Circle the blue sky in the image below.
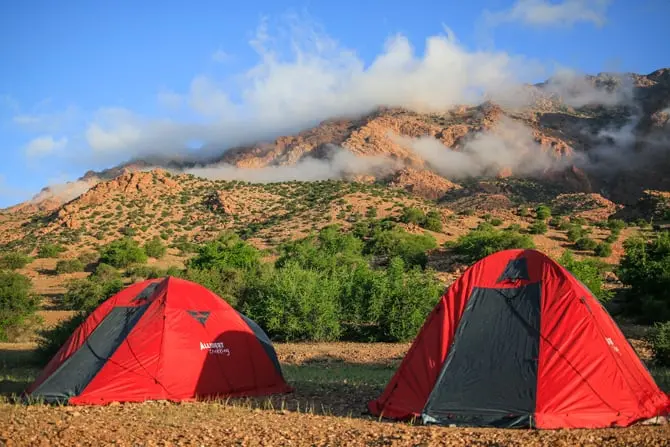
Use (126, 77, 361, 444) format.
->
(0, 0, 668, 207)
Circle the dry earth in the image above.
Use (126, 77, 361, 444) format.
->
(1, 342, 668, 446)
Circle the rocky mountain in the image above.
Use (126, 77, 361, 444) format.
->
(5, 68, 670, 221)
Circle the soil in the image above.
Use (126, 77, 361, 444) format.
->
(1, 342, 668, 446)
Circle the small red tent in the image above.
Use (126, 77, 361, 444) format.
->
(369, 249, 669, 429)
(26, 277, 292, 405)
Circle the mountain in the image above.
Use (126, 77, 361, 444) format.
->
(1, 68, 669, 253)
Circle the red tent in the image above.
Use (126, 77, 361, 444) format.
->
(26, 277, 292, 405)
(369, 249, 669, 429)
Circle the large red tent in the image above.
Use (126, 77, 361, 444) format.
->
(368, 249, 669, 429)
(26, 277, 292, 404)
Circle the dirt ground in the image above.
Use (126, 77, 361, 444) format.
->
(1, 342, 669, 446)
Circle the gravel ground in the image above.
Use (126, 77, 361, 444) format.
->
(1, 342, 668, 446)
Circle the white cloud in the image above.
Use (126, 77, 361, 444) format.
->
(12, 105, 78, 133)
(40, 13, 628, 170)
(25, 135, 68, 157)
(157, 89, 184, 111)
(211, 49, 231, 63)
(485, 0, 611, 28)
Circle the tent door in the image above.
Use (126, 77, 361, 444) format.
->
(421, 282, 541, 428)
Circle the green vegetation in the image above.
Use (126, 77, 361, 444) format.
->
(575, 236, 598, 251)
(535, 205, 552, 220)
(617, 231, 670, 323)
(37, 243, 66, 259)
(648, 321, 670, 367)
(448, 224, 535, 262)
(144, 236, 167, 259)
(528, 220, 548, 235)
(0, 252, 32, 270)
(558, 251, 612, 302)
(0, 271, 39, 341)
(99, 237, 148, 268)
(55, 259, 85, 274)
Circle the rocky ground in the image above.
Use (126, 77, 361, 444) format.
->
(1, 342, 668, 446)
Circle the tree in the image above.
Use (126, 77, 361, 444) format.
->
(0, 271, 39, 341)
(99, 238, 148, 268)
(144, 236, 167, 259)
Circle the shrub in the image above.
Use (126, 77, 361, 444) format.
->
(567, 226, 584, 242)
(91, 263, 121, 282)
(536, 205, 552, 220)
(605, 233, 619, 244)
(400, 207, 426, 225)
(367, 229, 437, 268)
(77, 252, 99, 266)
(594, 243, 612, 257)
(36, 313, 87, 364)
(607, 219, 626, 232)
(187, 232, 261, 272)
(0, 252, 32, 270)
(648, 321, 670, 367)
(451, 227, 535, 263)
(377, 257, 443, 342)
(55, 259, 84, 274)
(574, 237, 598, 251)
(182, 267, 246, 308)
(559, 251, 612, 302)
(423, 216, 443, 232)
(99, 237, 148, 268)
(243, 262, 342, 342)
(37, 243, 65, 258)
(144, 236, 167, 259)
(617, 232, 670, 323)
(490, 218, 503, 226)
(528, 220, 548, 235)
(0, 271, 39, 341)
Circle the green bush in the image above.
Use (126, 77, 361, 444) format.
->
(490, 218, 503, 226)
(567, 226, 584, 242)
(648, 321, 670, 367)
(55, 259, 84, 274)
(187, 231, 261, 272)
(536, 205, 552, 220)
(367, 229, 437, 268)
(559, 251, 612, 302)
(423, 217, 443, 232)
(36, 313, 87, 364)
(0, 252, 32, 270)
(91, 263, 121, 282)
(400, 207, 426, 225)
(594, 243, 612, 257)
(37, 243, 66, 259)
(528, 220, 548, 235)
(607, 219, 626, 232)
(60, 276, 124, 312)
(451, 227, 535, 263)
(77, 252, 99, 266)
(575, 237, 598, 251)
(144, 236, 167, 259)
(99, 238, 148, 268)
(243, 261, 342, 342)
(181, 267, 246, 308)
(0, 271, 39, 341)
(617, 232, 670, 323)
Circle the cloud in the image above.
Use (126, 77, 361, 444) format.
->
(185, 145, 400, 183)
(25, 135, 68, 157)
(70, 14, 545, 166)
(391, 116, 576, 179)
(484, 0, 611, 28)
(12, 104, 78, 133)
(211, 49, 231, 63)
(535, 67, 633, 107)
(157, 89, 184, 110)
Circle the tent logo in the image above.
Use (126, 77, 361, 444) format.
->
(200, 341, 230, 356)
(187, 310, 210, 326)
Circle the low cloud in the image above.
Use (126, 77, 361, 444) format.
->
(12, 104, 78, 133)
(211, 49, 231, 63)
(484, 0, 611, 28)
(185, 145, 400, 183)
(25, 135, 68, 157)
(391, 116, 576, 179)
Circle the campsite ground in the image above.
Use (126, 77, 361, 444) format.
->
(1, 340, 669, 446)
